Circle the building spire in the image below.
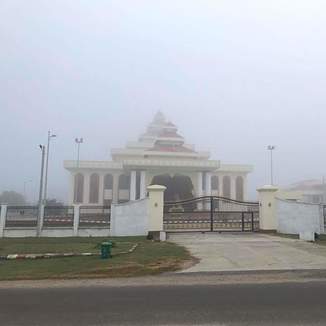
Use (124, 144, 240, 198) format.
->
(153, 111, 166, 124)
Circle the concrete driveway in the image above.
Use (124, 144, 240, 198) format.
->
(169, 232, 326, 273)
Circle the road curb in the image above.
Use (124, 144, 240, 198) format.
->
(0, 244, 139, 261)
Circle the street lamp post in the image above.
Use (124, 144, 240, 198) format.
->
(37, 145, 46, 236)
(43, 130, 57, 203)
(75, 138, 83, 168)
(267, 145, 276, 185)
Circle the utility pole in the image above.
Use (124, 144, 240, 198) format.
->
(267, 145, 276, 185)
(75, 138, 83, 168)
(43, 130, 57, 203)
(322, 176, 326, 204)
(37, 145, 46, 236)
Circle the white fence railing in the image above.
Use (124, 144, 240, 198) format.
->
(0, 204, 111, 238)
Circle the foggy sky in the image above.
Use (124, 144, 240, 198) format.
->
(1, 0, 326, 202)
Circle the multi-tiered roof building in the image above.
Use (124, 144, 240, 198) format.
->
(64, 112, 253, 204)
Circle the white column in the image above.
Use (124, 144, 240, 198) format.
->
(231, 175, 236, 200)
(0, 205, 7, 238)
(205, 172, 212, 210)
(69, 173, 75, 205)
(218, 175, 223, 197)
(113, 174, 119, 204)
(197, 172, 203, 197)
(84, 174, 90, 204)
(99, 174, 104, 205)
(140, 171, 147, 199)
(130, 171, 137, 201)
(243, 176, 248, 201)
(197, 172, 203, 210)
(205, 172, 212, 196)
(73, 205, 80, 236)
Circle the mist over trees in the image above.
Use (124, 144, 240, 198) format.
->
(0, 191, 26, 205)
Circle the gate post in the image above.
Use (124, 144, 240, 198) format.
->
(251, 211, 255, 231)
(0, 205, 7, 238)
(257, 185, 279, 231)
(210, 196, 214, 232)
(147, 185, 166, 241)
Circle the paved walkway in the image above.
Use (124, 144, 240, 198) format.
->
(169, 232, 326, 272)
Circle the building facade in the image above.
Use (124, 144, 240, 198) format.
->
(282, 179, 326, 204)
(64, 112, 253, 205)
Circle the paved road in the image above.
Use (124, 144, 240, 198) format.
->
(1, 280, 326, 325)
(169, 232, 326, 272)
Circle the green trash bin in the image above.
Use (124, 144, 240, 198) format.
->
(101, 241, 112, 259)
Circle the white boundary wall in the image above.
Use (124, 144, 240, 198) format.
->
(0, 185, 165, 238)
(276, 198, 324, 235)
(110, 198, 149, 236)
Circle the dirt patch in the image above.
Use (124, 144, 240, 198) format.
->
(177, 256, 200, 271)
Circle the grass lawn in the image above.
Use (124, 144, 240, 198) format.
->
(0, 237, 192, 281)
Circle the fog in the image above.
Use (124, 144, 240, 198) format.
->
(0, 0, 326, 202)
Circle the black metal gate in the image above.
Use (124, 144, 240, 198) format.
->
(163, 196, 259, 232)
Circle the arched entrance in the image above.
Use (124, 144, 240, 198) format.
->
(151, 174, 194, 201)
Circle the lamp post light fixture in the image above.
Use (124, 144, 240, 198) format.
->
(75, 138, 84, 168)
(43, 130, 57, 203)
(267, 145, 276, 185)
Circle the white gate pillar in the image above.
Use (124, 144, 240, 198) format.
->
(147, 185, 166, 240)
(257, 185, 279, 231)
(0, 205, 7, 238)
